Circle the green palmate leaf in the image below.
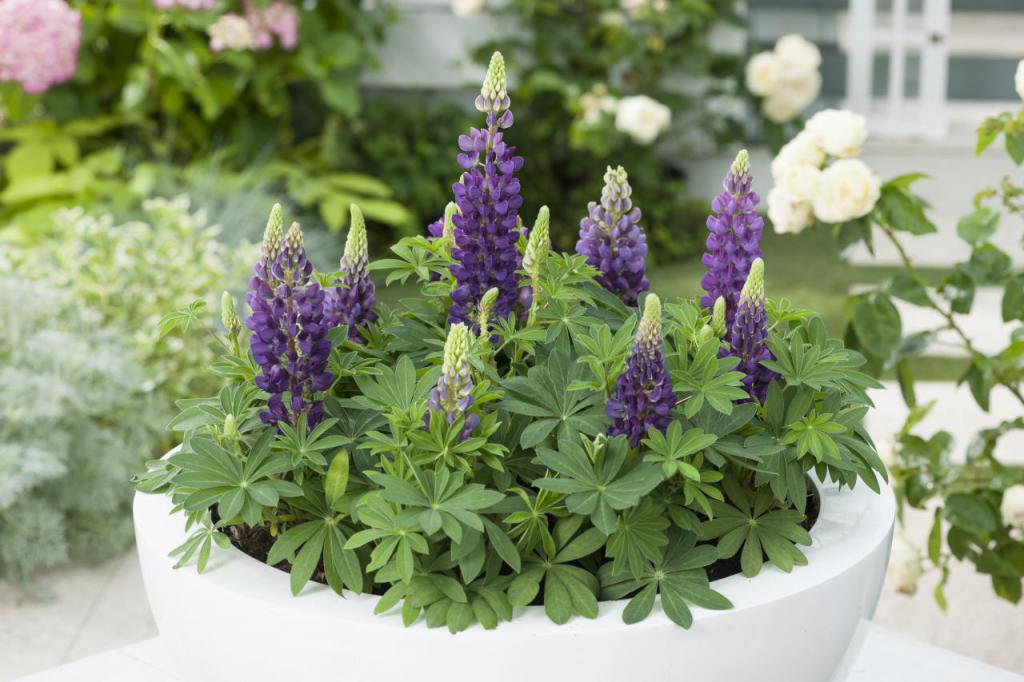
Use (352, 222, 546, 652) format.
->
(533, 435, 664, 534)
(641, 421, 717, 480)
(509, 517, 605, 625)
(500, 348, 606, 448)
(701, 481, 811, 578)
(600, 530, 731, 628)
(171, 431, 300, 527)
(605, 499, 670, 579)
(366, 465, 505, 544)
(670, 340, 748, 417)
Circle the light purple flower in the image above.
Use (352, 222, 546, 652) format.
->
(727, 258, 776, 403)
(427, 323, 479, 440)
(246, 205, 333, 428)
(324, 205, 377, 341)
(700, 150, 764, 333)
(607, 295, 676, 447)
(576, 166, 650, 306)
(448, 52, 526, 328)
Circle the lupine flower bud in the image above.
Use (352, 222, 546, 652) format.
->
(576, 165, 650, 306)
(523, 206, 550, 279)
(476, 51, 510, 114)
(607, 295, 677, 447)
(325, 205, 377, 341)
(0, 0, 82, 95)
(477, 287, 499, 339)
(727, 258, 776, 402)
(701, 150, 764, 332)
(262, 203, 285, 266)
(222, 414, 239, 443)
(449, 52, 525, 329)
(711, 296, 727, 339)
(427, 323, 480, 440)
(246, 209, 333, 428)
(426, 202, 460, 241)
(221, 291, 242, 337)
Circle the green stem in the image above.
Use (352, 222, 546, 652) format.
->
(879, 226, 1024, 407)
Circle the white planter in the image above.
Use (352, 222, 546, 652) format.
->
(134, 471, 894, 682)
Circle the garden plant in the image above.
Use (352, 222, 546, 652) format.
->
(472, 0, 746, 263)
(138, 53, 886, 632)
(0, 0, 408, 240)
(764, 94, 1024, 604)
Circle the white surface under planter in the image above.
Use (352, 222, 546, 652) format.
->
(134, 474, 895, 682)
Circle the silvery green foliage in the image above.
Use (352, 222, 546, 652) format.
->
(0, 278, 162, 585)
(35, 197, 253, 401)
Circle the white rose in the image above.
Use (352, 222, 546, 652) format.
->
(1016, 60, 1024, 103)
(771, 131, 826, 181)
(806, 108, 868, 158)
(1001, 484, 1024, 527)
(774, 34, 822, 75)
(451, 0, 484, 17)
(761, 72, 820, 123)
(777, 163, 822, 202)
(615, 95, 671, 145)
(887, 532, 923, 596)
(812, 158, 881, 224)
(767, 187, 813, 234)
(746, 52, 781, 97)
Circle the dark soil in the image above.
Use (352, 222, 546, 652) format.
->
(221, 479, 822, 594)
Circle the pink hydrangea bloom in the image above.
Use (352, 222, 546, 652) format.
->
(153, 0, 217, 9)
(0, 0, 82, 95)
(245, 1, 299, 51)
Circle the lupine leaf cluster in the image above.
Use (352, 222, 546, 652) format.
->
(140, 54, 885, 633)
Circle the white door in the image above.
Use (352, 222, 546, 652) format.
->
(844, 0, 952, 141)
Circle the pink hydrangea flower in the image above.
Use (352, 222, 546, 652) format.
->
(245, 0, 299, 51)
(0, 0, 82, 95)
(153, 0, 217, 9)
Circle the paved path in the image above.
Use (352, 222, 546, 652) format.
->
(11, 627, 1024, 682)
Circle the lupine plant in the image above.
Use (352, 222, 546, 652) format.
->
(139, 53, 885, 632)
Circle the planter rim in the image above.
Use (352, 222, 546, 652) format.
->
(134, 450, 894, 635)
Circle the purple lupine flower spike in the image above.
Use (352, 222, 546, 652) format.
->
(246, 206, 333, 428)
(427, 323, 480, 440)
(728, 258, 776, 403)
(449, 52, 526, 328)
(576, 165, 650, 306)
(700, 149, 764, 332)
(325, 204, 377, 341)
(607, 295, 677, 447)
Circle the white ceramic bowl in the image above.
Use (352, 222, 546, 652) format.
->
(134, 472, 894, 682)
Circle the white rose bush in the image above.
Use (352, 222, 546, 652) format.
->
(746, 34, 822, 145)
(766, 109, 879, 234)
(775, 92, 1024, 606)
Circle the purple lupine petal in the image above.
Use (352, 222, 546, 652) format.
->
(607, 295, 676, 447)
(700, 150, 764, 334)
(576, 166, 649, 306)
(246, 206, 334, 429)
(448, 53, 527, 328)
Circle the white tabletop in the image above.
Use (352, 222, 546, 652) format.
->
(15, 625, 1024, 682)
